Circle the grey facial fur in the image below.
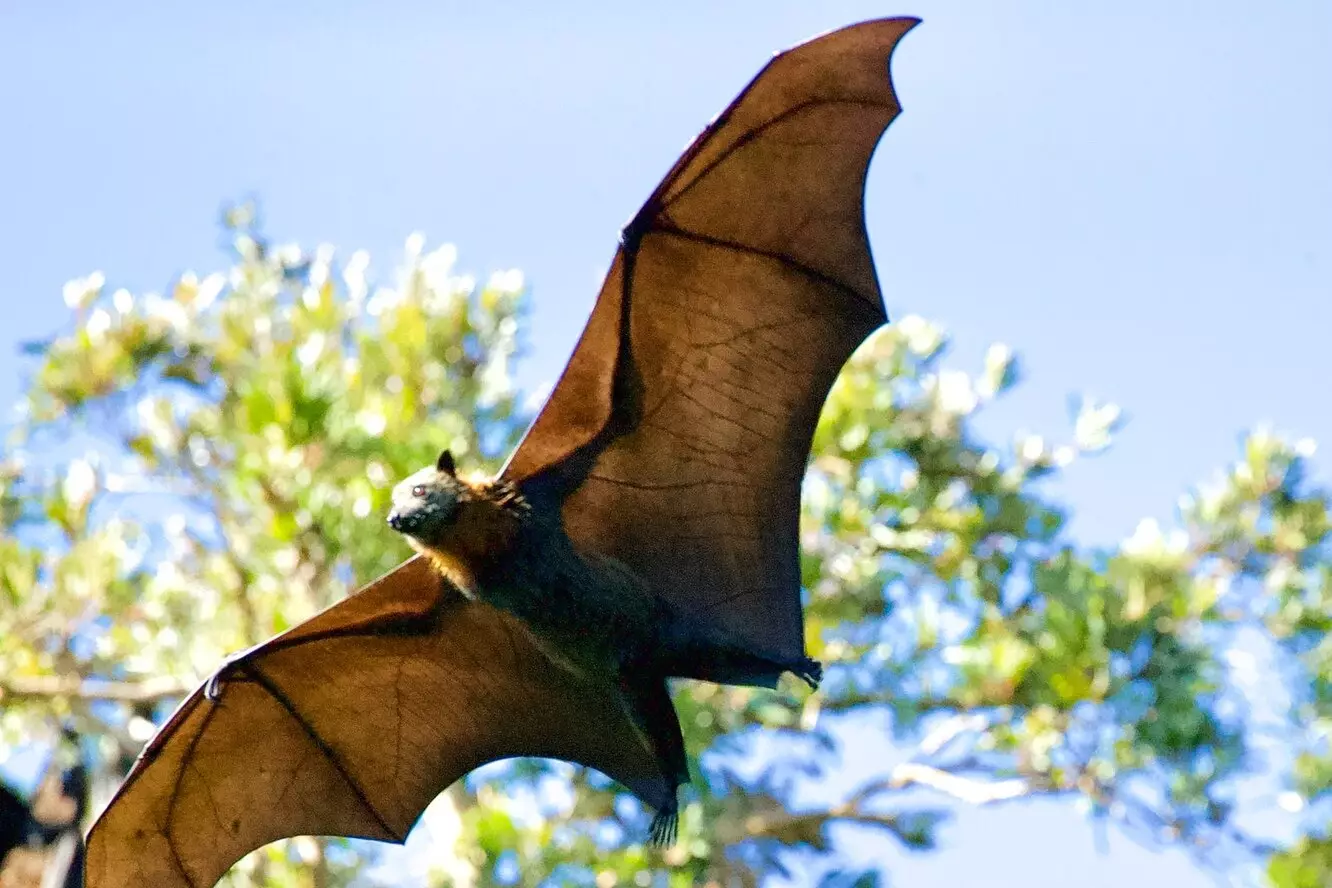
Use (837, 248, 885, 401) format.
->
(386, 465, 462, 541)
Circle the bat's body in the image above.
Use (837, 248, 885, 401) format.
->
(386, 451, 821, 841)
(390, 455, 663, 678)
(87, 17, 918, 886)
(1, 748, 87, 888)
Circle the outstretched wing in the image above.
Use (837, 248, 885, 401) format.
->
(85, 557, 668, 888)
(502, 18, 916, 683)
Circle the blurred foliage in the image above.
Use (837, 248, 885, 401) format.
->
(1, 217, 1330, 887)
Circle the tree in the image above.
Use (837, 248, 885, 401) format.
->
(1, 216, 1327, 887)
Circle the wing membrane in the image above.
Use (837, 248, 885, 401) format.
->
(503, 19, 916, 679)
(86, 558, 667, 888)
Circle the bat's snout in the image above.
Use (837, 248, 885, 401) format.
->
(387, 510, 415, 534)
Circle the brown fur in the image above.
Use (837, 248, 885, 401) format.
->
(387, 454, 813, 846)
(412, 480, 524, 595)
(392, 466, 662, 680)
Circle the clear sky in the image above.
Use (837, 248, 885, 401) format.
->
(1, 2, 1328, 885)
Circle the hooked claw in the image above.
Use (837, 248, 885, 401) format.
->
(204, 648, 256, 701)
(793, 656, 823, 691)
(204, 665, 231, 701)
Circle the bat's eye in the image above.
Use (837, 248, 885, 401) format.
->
(411, 485, 426, 498)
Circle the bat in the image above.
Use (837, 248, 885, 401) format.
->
(2, 781, 29, 862)
(1, 743, 87, 888)
(85, 16, 917, 886)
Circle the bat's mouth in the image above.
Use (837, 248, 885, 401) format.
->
(387, 497, 458, 537)
(387, 510, 422, 535)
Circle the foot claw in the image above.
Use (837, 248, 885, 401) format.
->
(794, 656, 823, 690)
(648, 805, 679, 847)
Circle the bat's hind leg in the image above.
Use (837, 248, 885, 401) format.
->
(619, 673, 688, 847)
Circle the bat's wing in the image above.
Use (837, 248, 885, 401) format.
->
(502, 18, 916, 684)
(84, 556, 669, 888)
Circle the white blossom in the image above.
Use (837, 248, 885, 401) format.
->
(63, 459, 97, 508)
(896, 314, 942, 357)
(1074, 397, 1122, 452)
(297, 332, 326, 366)
(343, 250, 371, 305)
(488, 268, 524, 293)
(86, 308, 112, 339)
(934, 370, 978, 416)
(1122, 517, 1188, 559)
(62, 271, 105, 309)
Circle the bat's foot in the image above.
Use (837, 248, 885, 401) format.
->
(790, 656, 823, 691)
(656, 627, 826, 690)
(648, 803, 679, 848)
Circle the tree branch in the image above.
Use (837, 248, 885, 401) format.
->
(917, 711, 993, 756)
(888, 762, 1031, 805)
(0, 673, 192, 703)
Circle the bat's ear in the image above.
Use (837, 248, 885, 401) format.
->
(436, 450, 457, 476)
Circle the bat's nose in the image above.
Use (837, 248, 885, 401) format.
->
(388, 510, 423, 534)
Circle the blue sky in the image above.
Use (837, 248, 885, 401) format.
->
(1, 1, 1328, 885)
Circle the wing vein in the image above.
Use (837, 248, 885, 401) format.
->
(163, 696, 211, 888)
(245, 664, 399, 841)
(584, 473, 751, 492)
(650, 224, 881, 327)
(660, 97, 898, 211)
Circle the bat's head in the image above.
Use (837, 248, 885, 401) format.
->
(387, 450, 468, 545)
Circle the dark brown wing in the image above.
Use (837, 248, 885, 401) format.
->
(501, 18, 916, 684)
(84, 556, 668, 888)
